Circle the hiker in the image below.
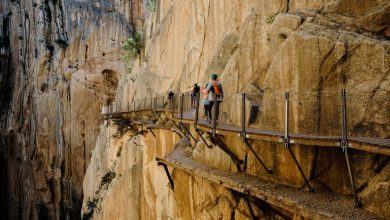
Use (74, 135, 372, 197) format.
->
(191, 83, 200, 108)
(168, 90, 174, 103)
(201, 83, 210, 122)
(206, 73, 223, 123)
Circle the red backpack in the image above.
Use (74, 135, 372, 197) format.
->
(213, 84, 220, 95)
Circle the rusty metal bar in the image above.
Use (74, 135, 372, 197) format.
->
(244, 195, 256, 220)
(157, 162, 174, 190)
(243, 140, 272, 174)
(284, 92, 289, 143)
(212, 100, 217, 138)
(242, 93, 246, 135)
(195, 128, 212, 148)
(170, 120, 186, 139)
(172, 129, 183, 138)
(241, 93, 272, 174)
(211, 135, 243, 171)
(341, 89, 361, 207)
(284, 92, 314, 192)
(180, 122, 197, 143)
(148, 128, 156, 137)
(180, 93, 184, 122)
(195, 92, 200, 125)
(171, 94, 175, 117)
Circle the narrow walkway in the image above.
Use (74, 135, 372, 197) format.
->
(103, 107, 390, 155)
(157, 138, 381, 220)
(174, 110, 390, 156)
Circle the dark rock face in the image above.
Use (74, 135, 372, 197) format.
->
(0, 0, 143, 219)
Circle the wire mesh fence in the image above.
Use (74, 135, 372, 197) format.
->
(347, 90, 390, 139)
(102, 89, 390, 144)
(288, 91, 341, 137)
(246, 92, 285, 133)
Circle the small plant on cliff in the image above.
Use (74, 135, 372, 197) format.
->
(112, 118, 133, 138)
(116, 146, 123, 157)
(123, 31, 145, 63)
(146, 0, 157, 12)
(100, 171, 116, 190)
(265, 13, 278, 24)
(82, 197, 99, 220)
(55, 38, 68, 49)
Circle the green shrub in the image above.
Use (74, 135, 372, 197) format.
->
(100, 171, 116, 190)
(123, 31, 144, 63)
(265, 13, 278, 24)
(112, 118, 132, 138)
(146, 0, 157, 12)
(82, 197, 99, 220)
(116, 146, 123, 157)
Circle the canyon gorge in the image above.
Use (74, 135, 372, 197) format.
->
(0, 0, 389, 219)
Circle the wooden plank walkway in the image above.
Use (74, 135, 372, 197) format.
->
(157, 138, 381, 220)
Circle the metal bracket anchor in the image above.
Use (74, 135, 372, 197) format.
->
(157, 162, 174, 190)
(210, 135, 244, 171)
(195, 128, 212, 148)
(148, 128, 156, 137)
(285, 139, 314, 193)
(244, 195, 256, 220)
(179, 122, 197, 143)
(243, 138, 273, 174)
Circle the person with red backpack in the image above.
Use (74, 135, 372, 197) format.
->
(206, 73, 223, 123)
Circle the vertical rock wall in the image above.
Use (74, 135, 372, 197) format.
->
(110, 0, 389, 218)
(82, 125, 178, 220)
(0, 0, 144, 219)
(1, 0, 389, 219)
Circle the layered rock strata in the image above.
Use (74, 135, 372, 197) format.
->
(0, 0, 143, 219)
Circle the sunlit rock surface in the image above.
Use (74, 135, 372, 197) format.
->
(1, 0, 389, 219)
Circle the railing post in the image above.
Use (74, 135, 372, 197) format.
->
(241, 93, 246, 139)
(195, 92, 200, 125)
(212, 99, 217, 138)
(341, 89, 361, 207)
(241, 93, 272, 174)
(172, 95, 175, 118)
(284, 92, 314, 192)
(180, 93, 184, 123)
(284, 92, 289, 144)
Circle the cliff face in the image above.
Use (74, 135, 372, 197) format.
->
(83, 0, 390, 219)
(0, 0, 143, 219)
(1, 0, 390, 219)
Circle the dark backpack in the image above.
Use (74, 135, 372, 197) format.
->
(193, 86, 200, 93)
